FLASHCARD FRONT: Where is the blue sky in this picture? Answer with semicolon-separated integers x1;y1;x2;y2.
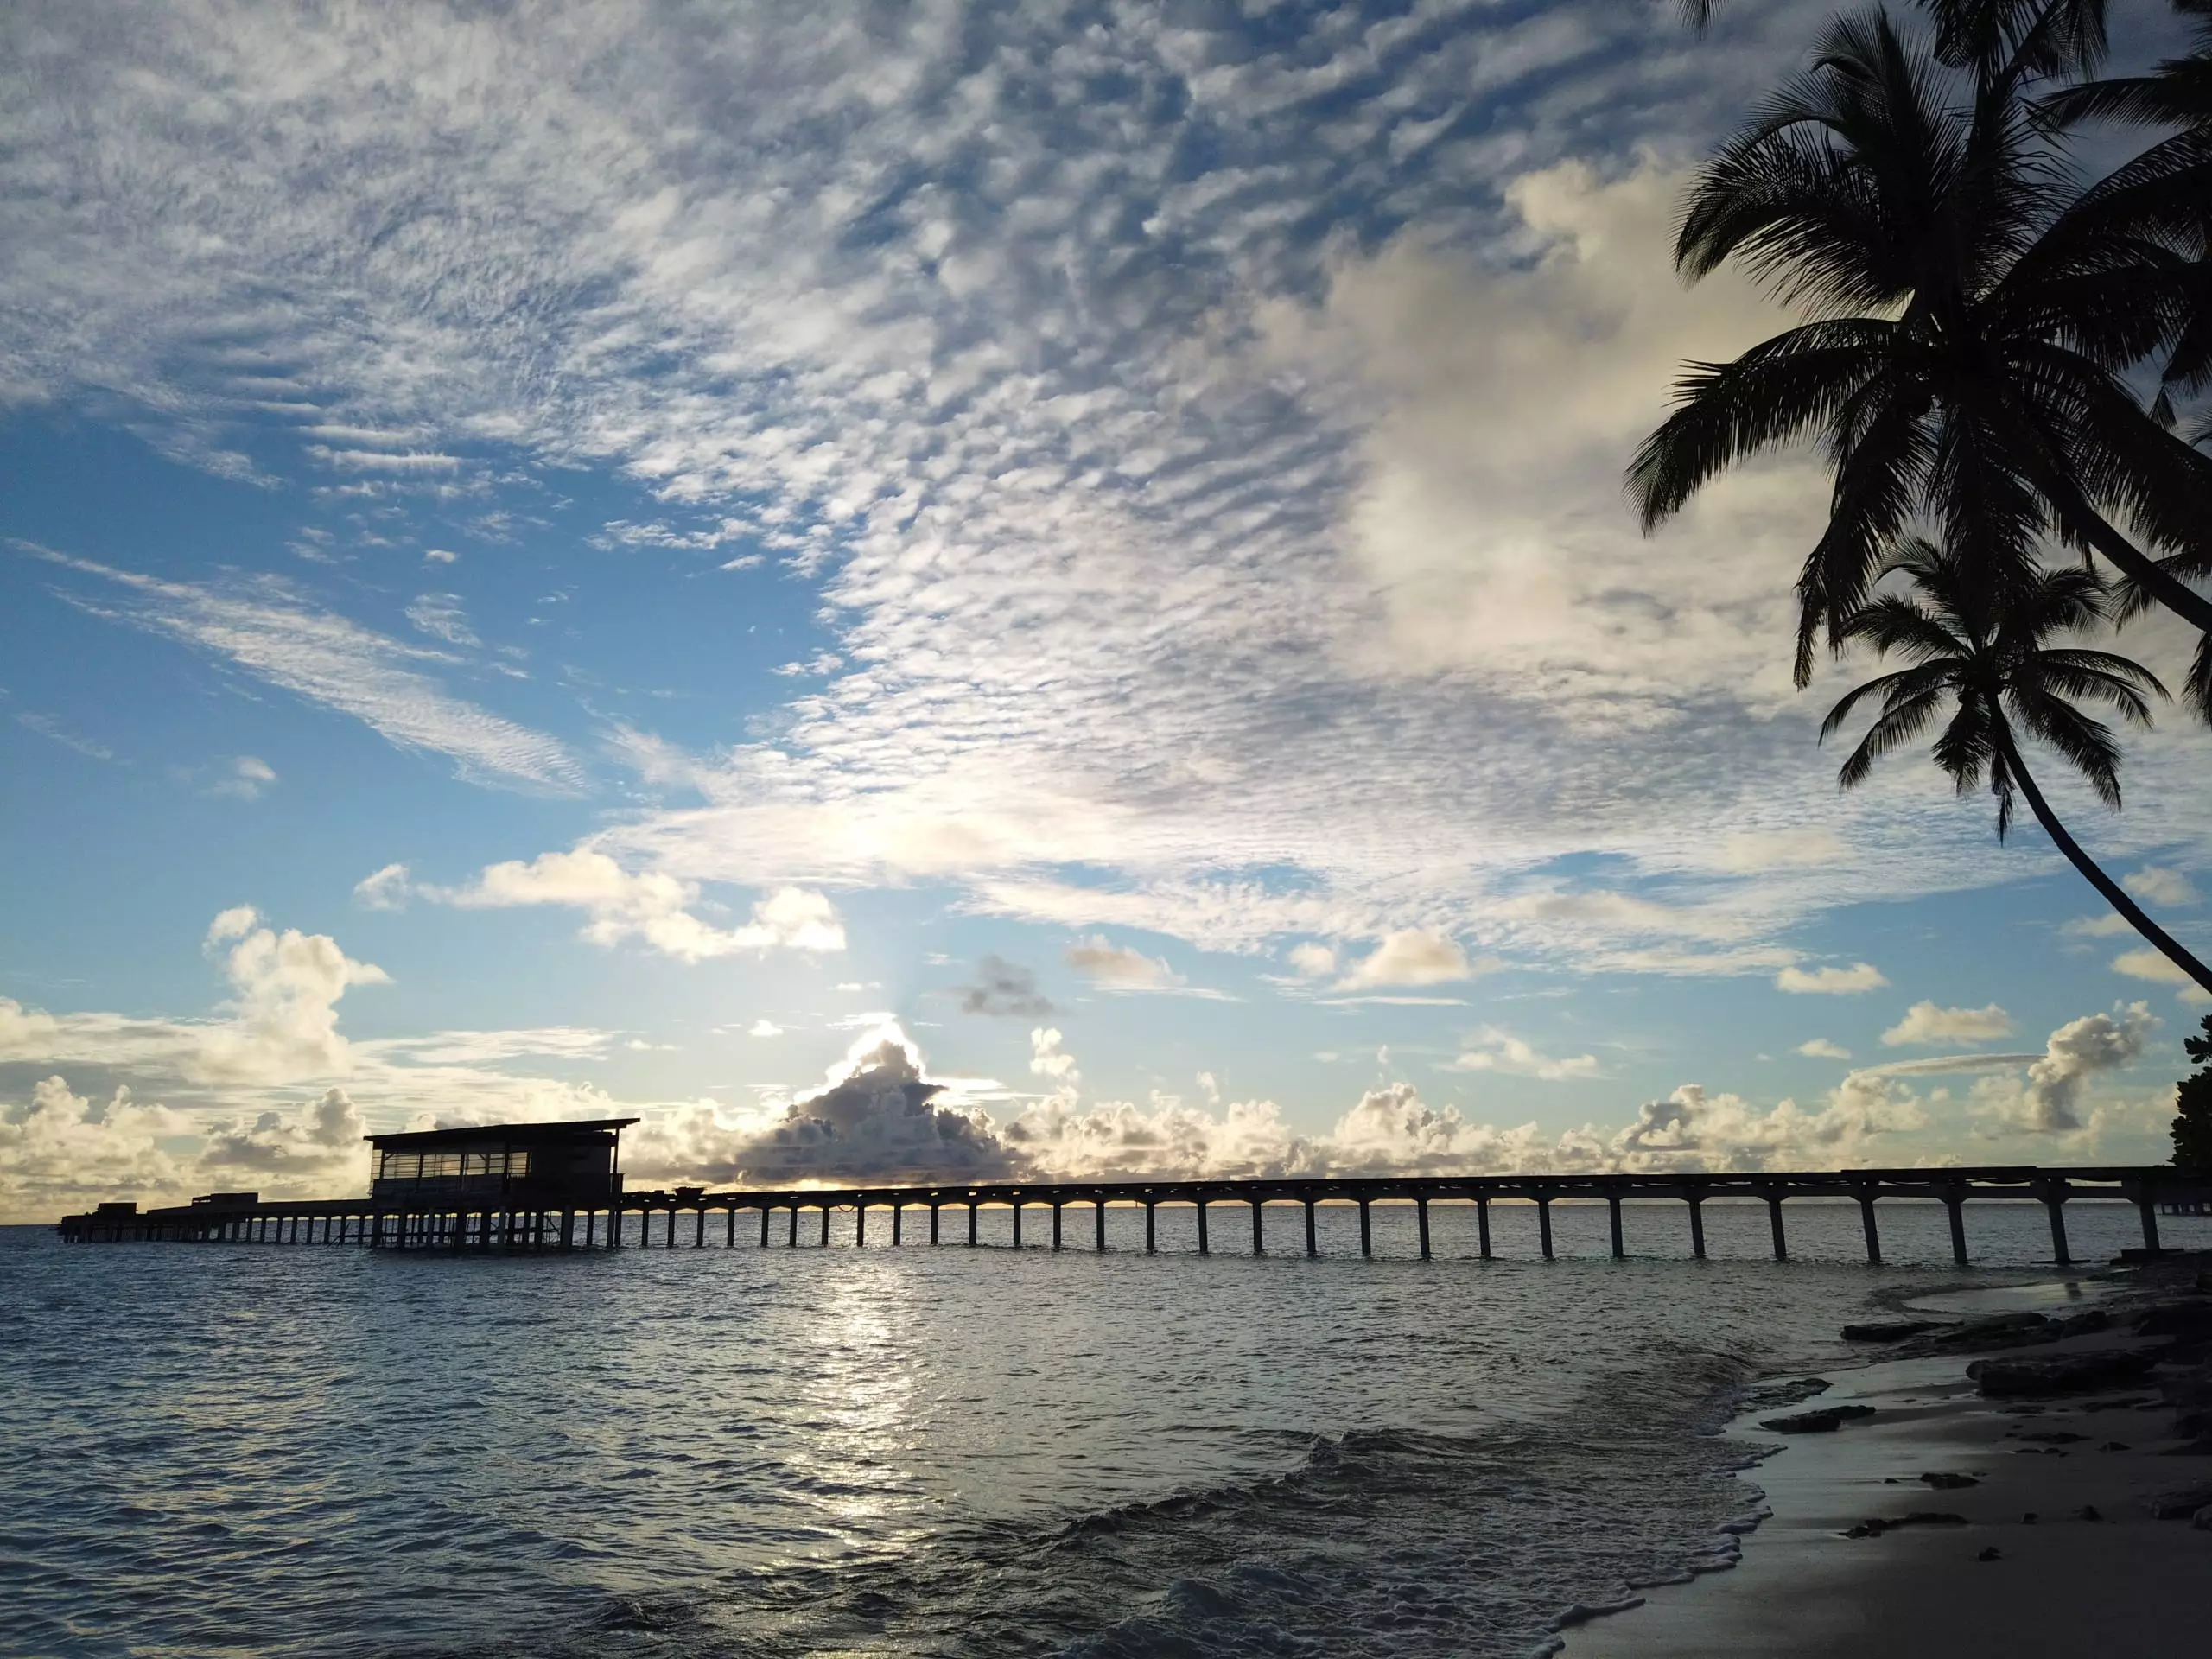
3;0;2208;1218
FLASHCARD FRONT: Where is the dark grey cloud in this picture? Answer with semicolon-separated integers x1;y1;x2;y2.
956;955;1053;1019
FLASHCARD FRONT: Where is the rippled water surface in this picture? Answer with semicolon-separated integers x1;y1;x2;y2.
6;1198;2207;1658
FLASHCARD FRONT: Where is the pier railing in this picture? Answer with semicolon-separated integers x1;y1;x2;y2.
55;1166;2212;1266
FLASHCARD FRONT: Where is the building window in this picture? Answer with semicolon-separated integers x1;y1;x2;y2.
377;1147;532;1181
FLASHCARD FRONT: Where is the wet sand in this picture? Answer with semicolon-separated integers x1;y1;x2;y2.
1569;1316;2212;1657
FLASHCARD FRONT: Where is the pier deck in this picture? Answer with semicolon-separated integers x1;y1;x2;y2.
56;1166;2212;1267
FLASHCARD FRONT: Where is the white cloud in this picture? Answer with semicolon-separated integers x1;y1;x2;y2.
0;908;386;1088
1881;1001;2015;1048
1065;937;1185;994
621;1030;1014;1186
1796;1039;1851;1060
31;551;582;793
2124;867;2201;908
1970;1003;2159;1134
405;593;480;648
432;849;844;963
1443;1029;1601;1081
2062;913;2136;938
208;754;276;799
1606;1074;1928;1171
198;1087;366;1173
1260;153;1815;702
1287;942;1338;979
1338;930;1472;989
2112;949;2212;1003
353;862;412;910
747;1019;783;1039
6;2;2167;992
1713;830;1851;873
0;1077;196;1215
1776;963;1888;995
423;549;459;564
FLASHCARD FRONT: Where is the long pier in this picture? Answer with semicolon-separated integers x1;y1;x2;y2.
56;1166;2212;1268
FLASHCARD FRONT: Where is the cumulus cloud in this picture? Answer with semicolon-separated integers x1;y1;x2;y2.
1796;1039;1851;1059
1776;963;1888;995
747;1019;783;1038
602;1021;1966;1191
199;1087;366;1174
1881;1001;2015;1047
1287;942;1338;979
1338;930;1472;989
0;908;390;1090
433;850;844;962
956;955;1053;1019
621;1031;1016;1186
2124;867;2200;908
1444;1029;1602;1081
194;909;391;1083
1607;1074;1927;1171
1971;1003;2160;1134
0;1077;196;1214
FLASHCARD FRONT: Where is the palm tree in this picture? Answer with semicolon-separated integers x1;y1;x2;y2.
1632;4;2212;715
2042;3;2212;714
1822;537;2212;992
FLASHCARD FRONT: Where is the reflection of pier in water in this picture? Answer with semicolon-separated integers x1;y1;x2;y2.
54;1116;2212;1268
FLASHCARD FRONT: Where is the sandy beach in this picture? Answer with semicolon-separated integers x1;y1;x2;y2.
1570;1259;2212;1659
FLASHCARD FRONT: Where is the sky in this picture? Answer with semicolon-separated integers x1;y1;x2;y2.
3;0;2209;1222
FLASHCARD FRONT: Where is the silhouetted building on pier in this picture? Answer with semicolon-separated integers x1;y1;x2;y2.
368;1118;637;1208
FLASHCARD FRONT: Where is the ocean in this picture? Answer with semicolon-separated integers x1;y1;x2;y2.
6;1198;2207;1659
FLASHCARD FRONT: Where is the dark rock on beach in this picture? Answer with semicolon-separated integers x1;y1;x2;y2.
1841;1319;1955;1343
2143;1482;2212;1520
1919;1471;1979;1490
1839;1512;1967;1539
1760;1404;1877;1433
1967;1348;2164;1398
2133;1301;2212;1340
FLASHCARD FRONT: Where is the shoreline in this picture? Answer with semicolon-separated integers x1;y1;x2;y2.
1567;1255;2212;1659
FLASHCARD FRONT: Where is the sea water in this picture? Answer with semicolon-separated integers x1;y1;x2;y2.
4;1198;2207;1658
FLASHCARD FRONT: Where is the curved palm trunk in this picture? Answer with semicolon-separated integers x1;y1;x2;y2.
1997;725;2212;995
2027;463;2212;637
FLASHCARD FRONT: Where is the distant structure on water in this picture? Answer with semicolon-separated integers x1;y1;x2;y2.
50;1119;2212;1268
367;1117;637;1209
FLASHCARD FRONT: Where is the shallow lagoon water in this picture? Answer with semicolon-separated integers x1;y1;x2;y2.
5;1198;2206;1658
